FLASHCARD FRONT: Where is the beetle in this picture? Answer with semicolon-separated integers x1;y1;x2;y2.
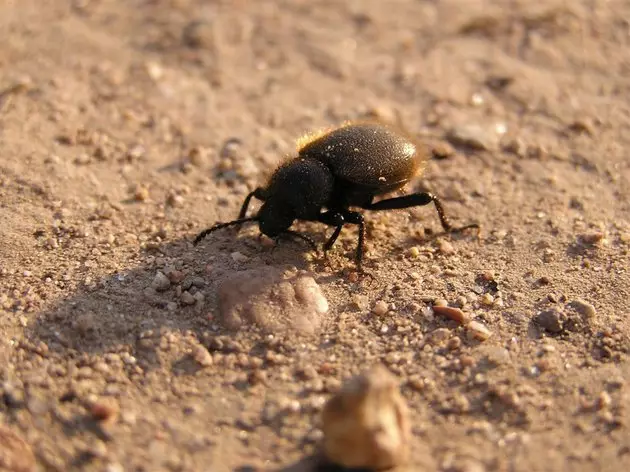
194;122;478;270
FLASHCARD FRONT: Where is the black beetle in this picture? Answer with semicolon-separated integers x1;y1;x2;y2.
194;122;478;270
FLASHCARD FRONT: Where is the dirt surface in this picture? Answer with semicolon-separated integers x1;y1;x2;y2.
1;0;630;471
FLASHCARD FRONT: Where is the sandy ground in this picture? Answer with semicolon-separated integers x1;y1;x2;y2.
1;0;630;471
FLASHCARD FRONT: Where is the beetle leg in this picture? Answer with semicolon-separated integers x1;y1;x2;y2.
277;230;317;251
238;187;266;219
323;226;343;251
363;192;479;234
315;210;366;270
315;211;345;251
340;211;366;269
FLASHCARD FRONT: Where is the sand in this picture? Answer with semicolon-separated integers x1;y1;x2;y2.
1;0;629;471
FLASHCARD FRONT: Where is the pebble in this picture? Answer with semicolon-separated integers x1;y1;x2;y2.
166;193;185;207
433;298;448;307
89;398;119;426
447;124;500;151
478;345;511;365
447;336;462;350
568;299;596;320
596;391;612;410
372;300;389;316
183;20;214;49
217;269;327;334
432;305;470;325
466;321;492;341
231;251;249;263
133;186;149;202
578;231;605;246
192;345;213;367
536;309;565;333
426;328;452;346
351;294;369;311
437;239;455;255
321;364;410;470
151;271;171;292
431;141;456;159
180;291;196;306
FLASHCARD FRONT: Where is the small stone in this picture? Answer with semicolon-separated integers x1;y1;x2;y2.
433;298;448;307
408;246;420;258
75;153;91;165
321;365;410;470
568;299;596;320
166;270;185;284
478;345;511;365
596;391;612;410
188;147;207;167
145;61;164;81
426;328;451;345
133;186;150;202
536;309;565;333
480;293;494;306
351;294;369;311
192;345;213;367
181;291;195;305
502;136;525;156
166;193;185;207
151;271;171;292
568;118;594;135
372;300;389;316
183;20;214;49
437;239;455;255
217;268;325;334
231;252;249;263
578;231;604;246
127;144;146;160
432;305;470;325
447;336;462;350
89;398;119;426
447;124;499;151
431;141;455;159
466;321;492;341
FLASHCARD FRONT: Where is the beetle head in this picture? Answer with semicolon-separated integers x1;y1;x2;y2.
256;158;334;238
257;200;295;238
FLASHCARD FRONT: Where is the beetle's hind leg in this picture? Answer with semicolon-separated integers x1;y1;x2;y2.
362;192;479;234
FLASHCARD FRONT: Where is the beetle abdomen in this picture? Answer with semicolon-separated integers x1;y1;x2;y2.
298;122;426;188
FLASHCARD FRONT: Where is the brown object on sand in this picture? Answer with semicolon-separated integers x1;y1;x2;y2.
321;364;411;470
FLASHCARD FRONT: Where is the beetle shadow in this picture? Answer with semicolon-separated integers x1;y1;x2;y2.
26;233;323;366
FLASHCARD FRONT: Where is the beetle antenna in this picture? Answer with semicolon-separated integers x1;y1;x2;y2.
193;217;258;245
